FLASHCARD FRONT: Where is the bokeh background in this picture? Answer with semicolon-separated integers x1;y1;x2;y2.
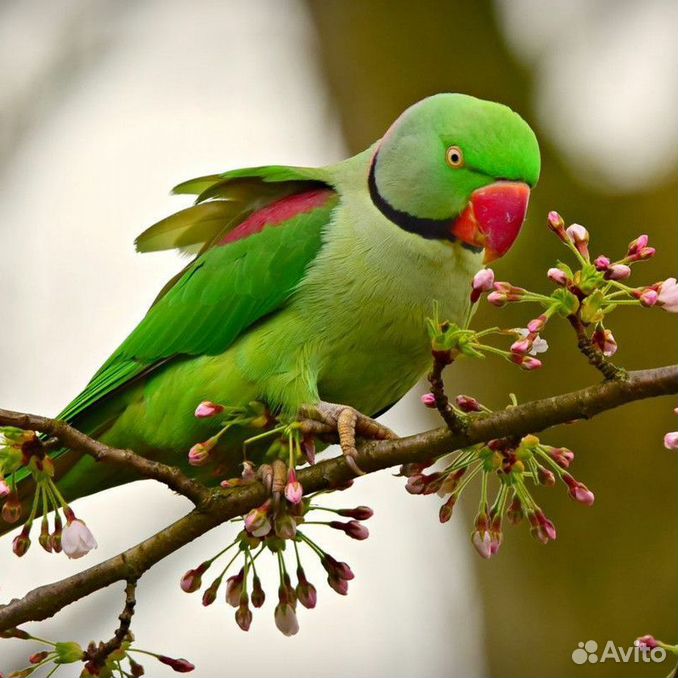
0;1;676;676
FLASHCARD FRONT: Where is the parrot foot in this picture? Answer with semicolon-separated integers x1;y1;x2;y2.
298;402;398;476
255;459;289;509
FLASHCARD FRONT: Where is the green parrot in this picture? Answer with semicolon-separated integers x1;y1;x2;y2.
3;93;540;524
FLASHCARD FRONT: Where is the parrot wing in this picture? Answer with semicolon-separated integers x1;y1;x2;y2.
58;165;338;426
134;164;330;256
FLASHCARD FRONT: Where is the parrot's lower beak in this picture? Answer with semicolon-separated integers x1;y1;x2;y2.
450;181;531;263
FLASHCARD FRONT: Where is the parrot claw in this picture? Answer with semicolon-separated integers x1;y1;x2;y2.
299;402;398;476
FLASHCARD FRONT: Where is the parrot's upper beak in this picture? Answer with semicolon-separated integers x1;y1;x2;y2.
450;181;531;263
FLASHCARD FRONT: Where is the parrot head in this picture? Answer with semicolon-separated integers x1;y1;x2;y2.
369;93;541;263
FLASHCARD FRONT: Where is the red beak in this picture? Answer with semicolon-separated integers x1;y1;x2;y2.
451;181;531;263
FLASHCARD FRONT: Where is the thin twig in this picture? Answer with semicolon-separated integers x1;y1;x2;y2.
568;315;626;381
428;349;466;433
0;364;674;631
84;579;137;670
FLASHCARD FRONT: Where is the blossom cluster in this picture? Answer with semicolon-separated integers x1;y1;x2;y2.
172;398;373;636
477;213;677;369
180;470;371;636
426;289;549;375
411;393;593;558
0;428;97;560
1;627;195;677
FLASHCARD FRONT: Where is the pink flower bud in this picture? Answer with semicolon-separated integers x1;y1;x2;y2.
420;392;436;408
244;504;272;537
636;288;658;307
251;575;265;607
225;570;244;607
471;530;493;559
594;255;610;271
566;224;590;258
187;442;211;466
538;467;556;487
487;291;507;307
157;656;195;673
284;469;303;505
633;247;656;262
327;574;349;595
635;635;659;650
527;315;547;333
337;506;374;520
194;400;224;419
510;337;531;355
657;277;678;313
12;529;31;557
488;516;503;556
0;478;10;498
664;432;678;450
512;354;542;371
274;513;297;540
405;474;426;494
507;496;523;524
180;564;207;593
470;268;495;302
296;568;317;609
421;472;444;495
547;267;568;286
511;329;547;356
321;554;354;581
592;328;618;357
627;235;656;261
606;264;631;281
628;234;649;254
30;651;50;664
550;447;575;468
274;603;299;636
547;211;567;240
38;519;52;553
51;516;63;553
201;581;219;606
536;510;557;541
563;475;595;505
455;395;481;412
61;518;97;559
329;520;369;540
2;495;22;523
235;602;253;631
439;495;457;523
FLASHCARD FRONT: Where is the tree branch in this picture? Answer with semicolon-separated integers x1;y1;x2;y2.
0;410;207;505
0;365;675;632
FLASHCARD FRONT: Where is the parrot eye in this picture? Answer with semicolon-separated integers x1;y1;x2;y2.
446;146;464;168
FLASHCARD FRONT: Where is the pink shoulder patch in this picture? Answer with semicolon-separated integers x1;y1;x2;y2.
218;188;335;246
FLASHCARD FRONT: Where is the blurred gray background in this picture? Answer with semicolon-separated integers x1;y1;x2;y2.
0;1;676;676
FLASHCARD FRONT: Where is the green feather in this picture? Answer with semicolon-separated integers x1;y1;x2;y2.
136;166;329;254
